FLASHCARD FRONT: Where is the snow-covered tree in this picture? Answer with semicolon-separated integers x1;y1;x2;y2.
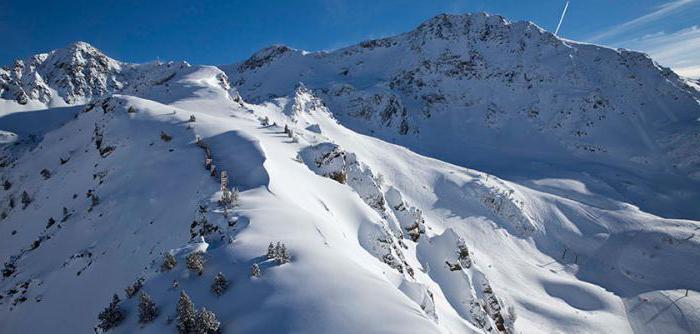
40;168;51;179
195;307;221;334
125;277;144;298
273;242;291;265
266;242;275;259
20;191;31;209
87;190;100;211
97;294;124;332
46;217;56;229
2;262;16;277
186;251;205;276
210;272;229;296
160;131;173;142
138;291;158;324
221;189;238;208
177;291;197;334
61;206;71;222
250;263;261;278
230;188;239;205
161;253;177;272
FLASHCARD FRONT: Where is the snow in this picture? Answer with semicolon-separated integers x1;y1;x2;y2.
1;12;699;334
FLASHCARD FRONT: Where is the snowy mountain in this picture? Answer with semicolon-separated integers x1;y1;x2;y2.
223;12;700;220
1;12;700;334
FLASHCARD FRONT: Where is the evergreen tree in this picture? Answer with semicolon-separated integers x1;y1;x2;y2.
266;242;275;259
125;278;144;298
20;191;31;209
186;251;205;276
138;291;158;324
177;291;197;334
161;253;177;272
210;272;229;296
195;308;221;334
97;294;125;332
250;263;262;278
160;131;173;142
40;168;51;179
274;242;282;259
273;242;291;265
61;206;71;222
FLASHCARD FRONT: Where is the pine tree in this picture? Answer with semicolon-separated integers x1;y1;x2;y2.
274;242;282;258
279;244;290;264
97;294;125;332
195;308;221;334
20;191;31;209
125;278;145;298
138;291;158;324
46;217;56;229
230;188;239;206
186;251;205;276
61;206;71;222
177;291;197;334
161;253;177;272
250;263;262;278
160;131;173;142
273;242;290;265
40;168;51;179
266;242;275;259
210;272;229;296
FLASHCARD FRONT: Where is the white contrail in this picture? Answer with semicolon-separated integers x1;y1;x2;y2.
555;1;570;36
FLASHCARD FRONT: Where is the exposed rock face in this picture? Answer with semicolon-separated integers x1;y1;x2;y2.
1;42;122;104
0;42;225;108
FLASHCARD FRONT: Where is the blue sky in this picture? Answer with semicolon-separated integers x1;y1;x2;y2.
1;0;698;77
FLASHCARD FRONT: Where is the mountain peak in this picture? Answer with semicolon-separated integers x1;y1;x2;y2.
238;45;300;72
66;41;97;51
0;40;123;105
51;41;117;66
406;11;552;47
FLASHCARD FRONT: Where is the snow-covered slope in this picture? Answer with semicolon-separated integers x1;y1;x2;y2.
1;12;700;334
223;12;700;220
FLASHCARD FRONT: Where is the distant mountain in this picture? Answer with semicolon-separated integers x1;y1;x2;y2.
0;41;237;109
